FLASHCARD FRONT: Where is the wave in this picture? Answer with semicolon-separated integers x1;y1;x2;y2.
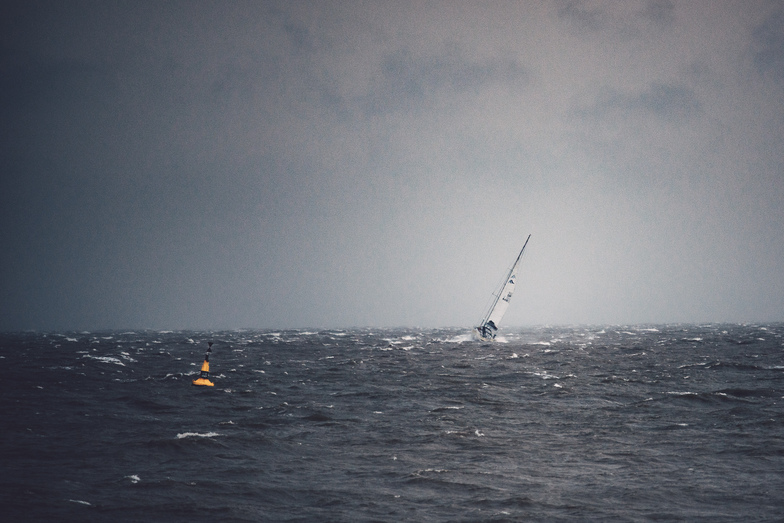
661;389;774;403
4;325;784;521
443;333;474;343
176;432;221;439
716;388;780;398
82;355;125;365
705;361;768;371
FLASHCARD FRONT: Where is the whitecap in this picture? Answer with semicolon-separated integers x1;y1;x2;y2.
444;334;473;343
665;391;698;396
83;355;125;366
176;432;221;439
69;499;92;506
125;475;140;483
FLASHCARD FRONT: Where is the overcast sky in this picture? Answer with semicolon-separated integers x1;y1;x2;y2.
2;1;783;331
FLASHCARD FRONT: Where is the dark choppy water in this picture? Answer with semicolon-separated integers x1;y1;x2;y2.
2;324;783;521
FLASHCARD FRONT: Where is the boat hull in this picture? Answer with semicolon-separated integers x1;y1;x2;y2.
473;327;494;342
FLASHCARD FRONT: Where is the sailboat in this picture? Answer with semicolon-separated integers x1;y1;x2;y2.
474;235;531;341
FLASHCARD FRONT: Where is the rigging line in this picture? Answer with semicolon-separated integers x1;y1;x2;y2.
479;234;531;326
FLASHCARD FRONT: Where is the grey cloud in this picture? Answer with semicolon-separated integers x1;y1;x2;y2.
574;83;701;122
558;0;675;35
361;49;528;115
558;0;607;32
753;10;784;81
1;1;783;329
640;0;676;28
0;57;118;119
283;19;317;55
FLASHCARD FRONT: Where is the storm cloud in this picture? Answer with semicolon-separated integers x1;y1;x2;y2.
2;1;783;330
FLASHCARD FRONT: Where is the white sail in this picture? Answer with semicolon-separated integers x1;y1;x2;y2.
476;235;531;341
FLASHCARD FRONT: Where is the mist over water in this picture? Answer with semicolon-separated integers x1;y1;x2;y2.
3;324;783;521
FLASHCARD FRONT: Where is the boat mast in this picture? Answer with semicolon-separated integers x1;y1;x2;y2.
479;234;531;328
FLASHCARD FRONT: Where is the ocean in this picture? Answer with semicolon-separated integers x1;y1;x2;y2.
2;324;783;521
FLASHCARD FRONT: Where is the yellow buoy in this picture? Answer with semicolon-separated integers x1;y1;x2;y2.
192;342;215;387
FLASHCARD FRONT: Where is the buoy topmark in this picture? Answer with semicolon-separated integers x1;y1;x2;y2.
192;342;215;387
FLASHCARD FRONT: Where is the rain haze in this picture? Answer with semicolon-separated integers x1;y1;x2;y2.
2;0;783;331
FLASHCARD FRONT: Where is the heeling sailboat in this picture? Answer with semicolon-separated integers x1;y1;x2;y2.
474;235;531;341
